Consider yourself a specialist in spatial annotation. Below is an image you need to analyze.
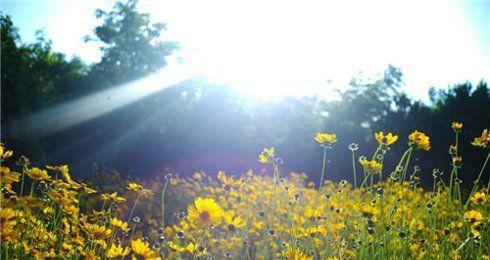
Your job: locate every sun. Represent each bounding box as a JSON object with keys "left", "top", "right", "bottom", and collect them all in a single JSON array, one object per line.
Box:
[{"left": 143, "top": 0, "right": 488, "bottom": 101}]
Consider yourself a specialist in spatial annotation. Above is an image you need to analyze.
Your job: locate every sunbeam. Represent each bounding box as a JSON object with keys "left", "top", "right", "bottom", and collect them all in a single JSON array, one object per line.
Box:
[{"left": 10, "top": 64, "right": 191, "bottom": 138}]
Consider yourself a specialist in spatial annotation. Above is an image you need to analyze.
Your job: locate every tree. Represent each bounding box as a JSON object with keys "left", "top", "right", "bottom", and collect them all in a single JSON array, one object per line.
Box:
[
  {"left": 87, "top": 0, "right": 179, "bottom": 89},
  {"left": 1, "top": 14, "right": 88, "bottom": 159},
  {"left": 1, "top": 15, "right": 88, "bottom": 118}
]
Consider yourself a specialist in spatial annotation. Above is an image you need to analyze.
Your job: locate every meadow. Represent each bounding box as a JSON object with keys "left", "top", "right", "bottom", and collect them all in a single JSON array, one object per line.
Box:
[{"left": 1, "top": 123, "right": 489, "bottom": 259}]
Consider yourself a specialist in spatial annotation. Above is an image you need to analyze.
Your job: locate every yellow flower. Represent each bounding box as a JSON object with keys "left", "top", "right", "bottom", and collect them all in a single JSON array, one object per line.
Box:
[
  {"left": 258, "top": 153, "right": 268, "bottom": 164},
  {"left": 188, "top": 197, "right": 223, "bottom": 227},
  {"left": 186, "top": 242, "right": 198, "bottom": 253},
  {"left": 43, "top": 207, "right": 55, "bottom": 215},
  {"left": 362, "top": 205, "right": 379, "bottom": 218},
  {"left": 359, "top": 157, "right": 382, "bottom": 174},
  {"left": 193, "top": 172, "right": 202, "bottom": 180},
  {"left": 471, "top": 192, "right": 487, "bottom": 205},
  {"left": 409, "top": 219, "right": 425, "bottom": 231},
  {"left": 25, "top": 167, "right": 50, "bottom": 180},
  {"left": 223, "top": 210, "right": 247, "bottom": 231},
  {"left": 131, "top": 238, "right": 157, "bottom": 258},
  {"left": 0, "top": 208, "right": 18, "bottom": 242},
  {"left": 62, "top": 242, "right": 75, "bottom": 254},
  {"left": 464, "top": 210, "right": 484, "bottom": 224},
  {"left": 375, "top": 131, "right": 398, "bottom": 145},
  {"left": 82, "top": 223, "right": 112, "bottom": 239},
  {"left": 101, "top": 192, "right": 127, "bottom": 203},
  {"left": 217, "top": 170, "right": 244, "bottom": 190},
  {"left": 315, "top": 133, "right": 337, "bottom": 145},
  {"left": 408, "top": 130, "right": 431, "bottom": 151},
  {"left": 472, "top": 129, "right": 490, "bottom": 148},
  {"left": 283, "top": 245, "right": 312, "bottom": 260},
  {"left": 110, "top": 217, "right": 130, "bottom": 232},
  {"left": 0, "top": 167, "right": 20, "bottom": 186},
  {"left": 0, "top": 145, "right": 13, "bottom": 160},
  {"left": 452, "top": 156, "right": 462, "bottom": 167},
  {"left": 170, "top": 178, "right": 179, "bottom": 186},
  {"left": 258, "top": 147, "right": 275, "bottom": 164},
  {"left": 63, "top": 205, "right": 79, "bottom": 215},
  {"left": 127, "top": 182, "right": 153, "bottom": 198},
  {"left": 47, "top": 165, "right": 72, "bottom": 182},
  {"left": 41, "top": 249, "right": 57, "bottom": 258},
  {"left": 107, "top": 244, "right": 130, "bottom": 258},
  {"left": 81, "top": 183, "right": 97, "bottom": 194},
  {"left": 168, "top": 241, "right": 185, "bottom": 252},
  {"left": 451, "top": 122, "right": 463, "bottom": 132},
  {"left": 96, "top": 239, "right": 108, "bottom": 249},
  {"left": 449, "top": 145, "right": 457, "bottom": 155},
  {"left": 471, "top": 225, "right": 481, "bottom": 238}
]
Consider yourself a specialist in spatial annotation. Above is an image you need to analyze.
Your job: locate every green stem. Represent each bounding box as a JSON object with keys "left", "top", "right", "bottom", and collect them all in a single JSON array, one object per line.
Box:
[
  {"left": 450, "top": 132, "right": 460, "bottom": 199},
  {"left": 129, "top": 223, "right": 137, "bottom": 240},
  {"left": 480, "top": 151, "right": 490, "bottom": 190},
  {"left": 474, "top": 150, "right": 490, "bottom": 187},
  {"left": 29, "top": 180, "right": 37, "bottom": 196},
  {"left": 455, "top": 132, "right": 459, "bottom": 156},
  {"left": 274, "top": 162, "right": 280, "bottom": 215},
  {"left": 379, "top": 153, "right": 385, "bottom": 183},
  {"left": 449, "top": 168, "right": 456, "bottom": 199},
  {"left": 488, "top": 170, "right": 490, "bottom": 192},
  {"left": 351, "top": 151, "right": 357, "bottom": 189},
  {"left": 400, "top": 148, "right": 413, "bottom": 183},
  {"left": 394, "top": 147, "right": 412, "bottom": 184},
  {"left": 19, "top": 171, "right": 26, "bottom": 196},
  {"left": 161, "top": 180, "right": 169, "bottom": 228},
  {"left": 319, "top": 146, "right": 327, "bottom": 191},
  {"left": 371, "top": 144, "right": 382, "bottom": 161},
  {"left": 127, "top": 195, "right": 140, "bottom": 223},
  {"left": 465, "top": 151, "right": 490, "bottom": 208},
  {"left": 360, "top": 172, "right": 370, "bottom": 189},
  {"left": 456, "top": 181, "right": 462, "bottom": 207},
  {"left": 401, "top": 155, "right": 410, "bottom": 184},
  {"left": 370, "top": 172, "right": 374, "bottom": 188}
]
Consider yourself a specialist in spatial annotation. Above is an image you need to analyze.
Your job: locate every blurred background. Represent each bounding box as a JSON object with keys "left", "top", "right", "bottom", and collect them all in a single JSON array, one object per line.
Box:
[{"left": 1, "top": 0, "right": 489, "bottom": 188}]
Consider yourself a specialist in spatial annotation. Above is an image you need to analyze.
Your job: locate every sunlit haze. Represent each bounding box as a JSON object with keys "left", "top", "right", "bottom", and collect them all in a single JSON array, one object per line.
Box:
[{"left": 3, "top": 0, "right": 490, "bottom": 101}]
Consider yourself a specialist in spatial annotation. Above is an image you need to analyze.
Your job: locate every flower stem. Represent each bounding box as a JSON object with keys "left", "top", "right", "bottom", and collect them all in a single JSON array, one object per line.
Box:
[
  {"left": 19, "top": 171, "right": 26, "bottom": 196},
  {"left": 465, "top": 151, "right": 490, "bottom": 209},
  {"left": 351, "top": 151, "right": 357, "bottom": 188},
  {"left": 319, "top": 146, "right": 327, "bottom": 191},
  {"left": 475, "top": 150, "right": 490, "bottom": 187},
  {"left": 127, "top": 195, "right": 140, "bottom": 223},
  {"left": 450, "top": 132, "right": 460, "bottom": 199},
  {"left": 395, "top": 147, "right": 412, "bottom": 183},
  {"left": 449, "top": 168, "right": 456, "bottom": 199},
  {"left": 161, "top": 180, "right": 169, "bottom": 228},
  {"left": 400, "top": 149, "right": 412, "bottom": 183},
  {"left": 29, "top": 180, "right": 36, "bottom": 196},
  {"left": 480, "top": 151, "right": 490, "bottom": 190}
]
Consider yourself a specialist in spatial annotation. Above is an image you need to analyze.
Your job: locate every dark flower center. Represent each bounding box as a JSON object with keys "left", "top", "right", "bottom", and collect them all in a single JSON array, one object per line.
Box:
[{"left": 200, "top": 211, "right": 210, "bottom": 221}]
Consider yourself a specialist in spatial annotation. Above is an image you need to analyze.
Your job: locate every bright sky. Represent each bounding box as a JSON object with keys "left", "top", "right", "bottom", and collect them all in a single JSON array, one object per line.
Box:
[{"left": 2, "top": 0, "right": 490, "bottom": 101}]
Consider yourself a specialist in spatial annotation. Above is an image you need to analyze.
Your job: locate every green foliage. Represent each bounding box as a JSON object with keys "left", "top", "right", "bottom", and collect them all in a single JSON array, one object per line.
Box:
[
  {"left": 87, "top": 0, "right": 179, "bottom": 88},
  {"left": 1, "top": 15, "right": 87, "bottom": 119}
]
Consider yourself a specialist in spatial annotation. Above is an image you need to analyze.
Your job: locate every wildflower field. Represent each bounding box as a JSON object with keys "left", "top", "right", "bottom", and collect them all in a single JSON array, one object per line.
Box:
[{"left": 1, "top": 124, "right": 489, "bottom": 259}]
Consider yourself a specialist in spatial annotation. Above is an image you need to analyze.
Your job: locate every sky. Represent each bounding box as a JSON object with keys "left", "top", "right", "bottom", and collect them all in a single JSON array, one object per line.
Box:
[{"left": 2, "top": 0, "right": 490, "bottom": 101}]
